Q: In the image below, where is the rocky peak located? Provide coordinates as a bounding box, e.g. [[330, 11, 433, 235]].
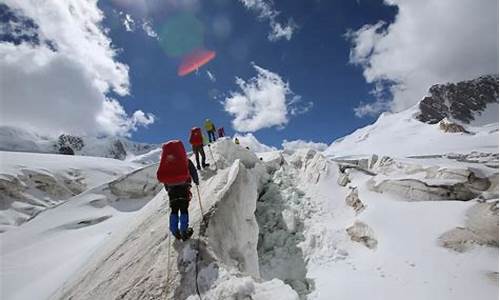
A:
[[416, 75, 499, 124]]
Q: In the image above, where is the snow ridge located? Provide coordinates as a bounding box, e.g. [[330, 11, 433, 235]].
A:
[[48, 141, 298, 300]]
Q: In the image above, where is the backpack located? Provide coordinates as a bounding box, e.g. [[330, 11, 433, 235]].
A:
[[157, 140, 190, 185], [189, 127, 203, 146], [218, 127, 225, 137]]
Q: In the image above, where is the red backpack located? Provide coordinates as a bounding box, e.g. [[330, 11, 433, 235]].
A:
[[189, 127, 203, 146], [218, 127, 225, 137], [157, 140, 190, 185]]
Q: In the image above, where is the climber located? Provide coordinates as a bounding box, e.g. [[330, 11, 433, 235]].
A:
[[234, 137, 240, 145], [217, 127, 225, 138], [156, 140, 199, 241], [204, 118, 217, 143], [190, 127, 209, 170]]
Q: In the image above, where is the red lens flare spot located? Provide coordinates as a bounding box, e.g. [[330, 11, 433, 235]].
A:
[[178, 49, 216, 76]]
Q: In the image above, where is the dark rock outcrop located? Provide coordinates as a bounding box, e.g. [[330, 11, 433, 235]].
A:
[[59, 146, 75, 155], [416, 75, 499, 124], [109, 140, 127, 160]]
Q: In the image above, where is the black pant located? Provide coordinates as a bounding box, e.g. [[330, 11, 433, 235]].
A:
[[207, 130, 216, 142], [193, 145, 206, 168], [170, 197, 189, 214], [166, 184, 190, 214], [165, 184, 190, 233]]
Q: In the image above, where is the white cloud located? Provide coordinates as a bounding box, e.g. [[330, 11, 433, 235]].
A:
[[282, 139, 328, 152], [97, 99, 155, 136], [239, 0, 297, 41], [118, 12, 158, 40], [142, 20, 158, 39], [0, 1, 154, 136], [223, 64, 310, 132], [289, 95, 313, 116], [353, 101, 389, 118], [123, 13, 135, 32], [347, 0, 499, 117], [268, 20, 296, 41]]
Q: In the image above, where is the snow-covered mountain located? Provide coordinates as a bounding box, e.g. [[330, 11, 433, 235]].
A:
[[0, 126, 158, 160], [0, 126, 55, 153], [326, 75, 499, 157], [1, 139, 497, 300]]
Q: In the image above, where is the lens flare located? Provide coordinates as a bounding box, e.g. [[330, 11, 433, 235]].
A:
[[158, 12, 203, 58], [178, 49, 216, 76]]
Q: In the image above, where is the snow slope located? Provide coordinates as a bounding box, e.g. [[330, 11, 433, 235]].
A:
[[127, 147, 162, 165], [325, 105, 498, 157], [1, 139, 497, 300], [0, 151, 140, 232], [1, 162, 162, 300]]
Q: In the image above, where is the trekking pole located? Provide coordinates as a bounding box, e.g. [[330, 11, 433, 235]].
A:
[[207, 144, 218, 171], [195, 184, 204, 219]]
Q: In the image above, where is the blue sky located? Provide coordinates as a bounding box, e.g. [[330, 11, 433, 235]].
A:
[[1, 0, 496, 149], [99, 0, 396, 147]]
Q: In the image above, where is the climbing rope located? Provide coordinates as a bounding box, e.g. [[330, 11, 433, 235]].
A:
[[164, 186, 206, 300], [164, 230, 172, 300], [194, 184, 205, 300], [164, 196, 173, 300]]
